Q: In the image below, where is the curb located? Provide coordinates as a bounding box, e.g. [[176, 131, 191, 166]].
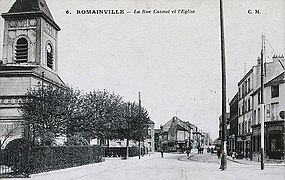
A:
[[227, 157, 285, 166]]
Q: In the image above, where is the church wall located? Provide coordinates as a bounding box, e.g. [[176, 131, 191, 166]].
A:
[[0, 76, 31, 96], [0, 108, 20, 117]]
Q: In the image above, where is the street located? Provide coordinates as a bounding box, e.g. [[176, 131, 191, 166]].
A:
[[3, 151, 284, 180]]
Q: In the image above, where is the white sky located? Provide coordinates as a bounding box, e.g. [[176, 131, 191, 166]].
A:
[[0, 0, 284, 139]]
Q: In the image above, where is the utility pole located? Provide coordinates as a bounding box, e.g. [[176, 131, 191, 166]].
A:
[[138, 92, 141, 159], [219, 0, 227, 170], [126, 103, 130, 159], [260, 35, 265, 170]]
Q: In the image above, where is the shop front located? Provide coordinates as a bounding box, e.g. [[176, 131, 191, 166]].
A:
[[266, 121, 284, 160]]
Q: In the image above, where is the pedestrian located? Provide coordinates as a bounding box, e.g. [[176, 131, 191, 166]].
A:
[[161, 149, 164, 158], [142, 146, 145, 157], [186, 148, 190, 157], [217, 148, 221, 159], [232, 151, 236, 160]]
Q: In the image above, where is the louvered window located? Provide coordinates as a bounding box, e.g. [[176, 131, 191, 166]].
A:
[[15, 38, 28, 62], [47, 43, 53, 69]]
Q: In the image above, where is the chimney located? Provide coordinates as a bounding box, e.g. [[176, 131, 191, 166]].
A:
[[257, 57, 261, 65], [272, 54, 285, 62]]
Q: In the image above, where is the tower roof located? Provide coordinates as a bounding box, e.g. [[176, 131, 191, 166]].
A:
[[1, 0, 60, 30]]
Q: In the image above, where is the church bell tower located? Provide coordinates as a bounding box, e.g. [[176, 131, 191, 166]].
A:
[[1, 0, 61, 72], [0, 0, 65, 148]]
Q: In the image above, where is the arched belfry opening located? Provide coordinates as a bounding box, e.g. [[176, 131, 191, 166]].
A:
[[15, 38, 28, 63]]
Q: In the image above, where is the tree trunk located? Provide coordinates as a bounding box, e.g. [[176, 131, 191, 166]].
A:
[[126, 138, 129, 159], [139, 140, 141, 159]]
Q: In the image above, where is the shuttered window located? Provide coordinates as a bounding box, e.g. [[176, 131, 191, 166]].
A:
[[15, 38, 28, 62], [47, 43, 53, 69]]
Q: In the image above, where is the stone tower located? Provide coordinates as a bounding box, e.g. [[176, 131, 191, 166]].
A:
[[0, 0, 65, 148]]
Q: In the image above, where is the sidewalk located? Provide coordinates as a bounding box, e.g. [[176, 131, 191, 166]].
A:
[[227, 156, 285, 166], [1, 153, 161, 180]]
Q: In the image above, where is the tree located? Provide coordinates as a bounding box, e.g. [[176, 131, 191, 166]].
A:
[[20, 84, 80, 145], [81, 90, 124, 144], [0, 121, 22, 149], [117, 102, 151, 158]]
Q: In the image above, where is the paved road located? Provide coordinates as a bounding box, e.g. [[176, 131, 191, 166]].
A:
[[2, 153, 284, 180]]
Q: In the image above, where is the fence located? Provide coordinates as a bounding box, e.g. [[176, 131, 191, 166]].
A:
[[105, 146, 141, 157], [0, 145, 105, 177]]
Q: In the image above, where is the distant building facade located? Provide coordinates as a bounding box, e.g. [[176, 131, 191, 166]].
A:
[[94, 120, 155, 154], [154, 116, 208, 152], [218, 113, 229, 142], [237, 69, 253, 159], [228, 93, 238, 155]]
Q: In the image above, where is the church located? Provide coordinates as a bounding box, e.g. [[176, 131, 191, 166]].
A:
[[0, 0, 65, 148]]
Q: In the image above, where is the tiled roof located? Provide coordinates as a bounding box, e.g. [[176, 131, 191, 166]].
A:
[[8, 0, 54, 21]]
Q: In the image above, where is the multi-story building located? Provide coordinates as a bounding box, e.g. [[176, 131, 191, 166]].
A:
[[0, 0, 65, 148], [228, 93, 238, 155], [158, 116, 194, 152], [251, 56, 285, 161], [228, 55, 285, 161], [218, 113, 229, 142], [237, 68, 253, 159]]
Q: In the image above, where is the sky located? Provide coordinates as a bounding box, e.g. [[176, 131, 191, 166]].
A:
[[0, 0, 284, 139]]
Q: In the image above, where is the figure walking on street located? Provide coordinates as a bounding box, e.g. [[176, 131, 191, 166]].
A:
[[186, 148, 190, 157], [217, 148, 221, 159], [161, 149, 164, 158]]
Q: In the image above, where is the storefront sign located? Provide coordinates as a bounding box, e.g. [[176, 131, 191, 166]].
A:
[[268, 126, 283, 132]]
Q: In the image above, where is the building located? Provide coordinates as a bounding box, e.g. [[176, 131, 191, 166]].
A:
[[228, 55, 285, 161], [218, 113, 229, 142], [98, 120, 155, 154], [158, 116, 195, 152], [237, 69, 253, 159], [228, 93, 238, 155], [0, 0, 65, 148], [154, 128, 161, 151], [251, 56, 285, 161]]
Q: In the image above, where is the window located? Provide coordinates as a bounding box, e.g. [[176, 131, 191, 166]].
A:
[[248, 119, 251, 132], [15, 38, 28, 62], [271, 103, 279, 120], [253, 110, 256, 125], [258, 92, 261, 104], [239, 87, 241, 99], [248, 78, 250, 91], [247, 99, 250, 111], [270, 139, 276, 151], [47, 43, 53, 69], [244, 81, 247, 94], [257, 108, 261, 124], [244, 122, 247, 133], [271, 85, 279, 98]]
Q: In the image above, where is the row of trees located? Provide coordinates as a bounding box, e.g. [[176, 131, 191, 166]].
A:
[[20, 84, 151, 147]]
